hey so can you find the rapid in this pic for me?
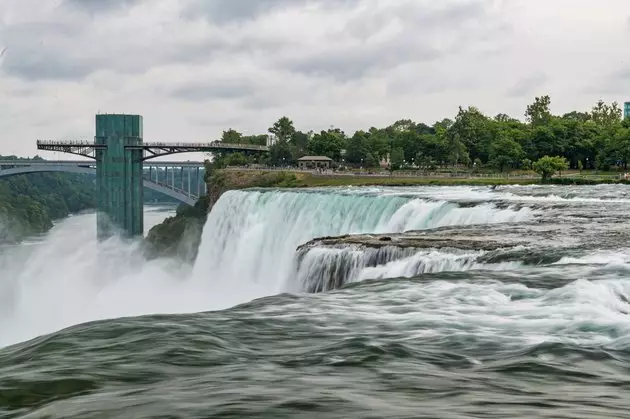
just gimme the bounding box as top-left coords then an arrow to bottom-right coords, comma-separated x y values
1,184 -> 630,418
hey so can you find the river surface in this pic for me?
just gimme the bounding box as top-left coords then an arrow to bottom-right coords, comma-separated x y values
1,186 -> 630,418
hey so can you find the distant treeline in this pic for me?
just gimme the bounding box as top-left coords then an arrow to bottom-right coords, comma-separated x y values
0,156 -> 96,242
0,156 -> 203,243
215,96 -> 630,172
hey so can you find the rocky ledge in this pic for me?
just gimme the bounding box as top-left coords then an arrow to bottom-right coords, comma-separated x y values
298,230 -> 530,253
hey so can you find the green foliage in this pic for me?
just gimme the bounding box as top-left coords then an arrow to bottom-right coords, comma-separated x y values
221,128 -> 243,144
145,195 -> 210,262
308,129 -> 345,160
532,156 -> 569,180
268,116 -> 296,143
210,96 -> 629,176
390,147 -> 404,170
345,131 -> 369,164
525,95 -> 552,125
0,161 -> 96,242
488,136 -> 523,172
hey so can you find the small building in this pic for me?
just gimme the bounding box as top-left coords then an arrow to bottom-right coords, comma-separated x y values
297,155 -> 332,169
625,102 -> 630,120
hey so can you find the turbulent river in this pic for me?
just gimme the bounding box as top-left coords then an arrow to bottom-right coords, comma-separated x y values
2,185 -> 630,418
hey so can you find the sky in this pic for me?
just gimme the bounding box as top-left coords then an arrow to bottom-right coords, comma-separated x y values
1,0 -> 630,160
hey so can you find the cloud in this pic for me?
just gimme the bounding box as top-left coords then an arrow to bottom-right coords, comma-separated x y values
62,0 -> 143,15
278,1 -> 510,81
170,79 -> 253,102
183,0 -> 360,24
506,73 -> 548,97
2,0 -> 630,158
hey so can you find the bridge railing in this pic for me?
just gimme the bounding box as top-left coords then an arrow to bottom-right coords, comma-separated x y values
139,141 -> 269,151
36,139 -> 105,147
38,139 -> 268,151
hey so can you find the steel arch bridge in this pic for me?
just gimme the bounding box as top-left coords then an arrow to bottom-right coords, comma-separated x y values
0,160 -> 206,207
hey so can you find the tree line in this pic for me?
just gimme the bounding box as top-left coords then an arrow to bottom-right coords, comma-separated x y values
215,96 -> 630,173
0,156 -> 96,243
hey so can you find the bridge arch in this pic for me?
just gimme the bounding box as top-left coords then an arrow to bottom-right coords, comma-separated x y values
0,165 -> 197,206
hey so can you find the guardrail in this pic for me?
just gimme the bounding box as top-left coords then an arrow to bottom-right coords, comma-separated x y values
0,160 -> 205,167
142,142 -> 268,151
222,166 -> 624,180
37,139 -> 268,151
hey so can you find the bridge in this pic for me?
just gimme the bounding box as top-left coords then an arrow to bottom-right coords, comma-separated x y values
0,160 -> 206,207
34,114 -> 269,239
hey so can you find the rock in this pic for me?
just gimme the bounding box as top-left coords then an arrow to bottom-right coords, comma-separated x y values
297,230 -> 528,253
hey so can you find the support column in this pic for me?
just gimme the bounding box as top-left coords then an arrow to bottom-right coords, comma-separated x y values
196,167 -> 200,197
95,114 -> 144,239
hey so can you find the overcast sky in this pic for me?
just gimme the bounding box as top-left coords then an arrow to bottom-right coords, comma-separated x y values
1,0 -> 629,159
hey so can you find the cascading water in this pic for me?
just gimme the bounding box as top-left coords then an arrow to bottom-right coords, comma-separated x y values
3,185 -> 630,417
293,245 -> 523,292
4,185 -> 626,348
192,189 -> 534,294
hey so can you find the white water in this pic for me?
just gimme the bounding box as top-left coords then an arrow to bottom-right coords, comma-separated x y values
192,190 -> 533,292
1,186 -> 629,348
293,245 -> 523,292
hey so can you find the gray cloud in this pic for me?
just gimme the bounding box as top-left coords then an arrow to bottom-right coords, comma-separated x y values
170,80 -> 253,102
0,20 -> 92,80
506,73 -> 548,97
285,40 -> 442,81
62,0 -> 143,14
184,0 -> 360,24
2,0 -> 629,158
279,0 -> 509,81
587,67 -> 630,94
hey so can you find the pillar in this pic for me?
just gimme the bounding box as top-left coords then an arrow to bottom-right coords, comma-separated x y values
95,114 -> 144,239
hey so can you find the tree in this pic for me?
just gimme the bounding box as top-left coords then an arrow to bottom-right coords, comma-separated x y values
268,141 -> 293,166
365,153 -> 379,168
525,95 -> 552,126
291,131 -> 310,152
308,129 -> 346,161
345,131 -> 369,164
242,134 -> 268,146
221,129 -> 243,144
532,155 -> 569,180
390,147 -> 404,171
268,117 -> 296,143
447,106 -> 492,164
225,152 -> 248,166
488,136 -> 524,172
591,100 -> 622,128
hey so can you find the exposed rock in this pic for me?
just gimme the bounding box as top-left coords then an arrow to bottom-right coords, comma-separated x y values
298,231 -> 529,253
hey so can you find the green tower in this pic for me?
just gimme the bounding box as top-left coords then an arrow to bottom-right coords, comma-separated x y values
95,114 -> 144,239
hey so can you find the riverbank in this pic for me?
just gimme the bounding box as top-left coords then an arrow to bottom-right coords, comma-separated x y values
143,169 -> 628,261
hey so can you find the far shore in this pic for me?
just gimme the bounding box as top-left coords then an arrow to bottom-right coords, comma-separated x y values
216,169 -> 628,188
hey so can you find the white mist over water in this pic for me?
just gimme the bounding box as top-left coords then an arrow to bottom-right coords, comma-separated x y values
1,185 -> 629,348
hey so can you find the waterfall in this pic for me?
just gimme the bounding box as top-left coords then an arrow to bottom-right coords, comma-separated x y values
192,189 -> 534,294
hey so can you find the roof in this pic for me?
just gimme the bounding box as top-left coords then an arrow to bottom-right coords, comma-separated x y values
297,156 -> 332,161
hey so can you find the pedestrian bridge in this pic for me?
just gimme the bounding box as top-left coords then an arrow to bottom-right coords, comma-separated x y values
0,160 -> 206,206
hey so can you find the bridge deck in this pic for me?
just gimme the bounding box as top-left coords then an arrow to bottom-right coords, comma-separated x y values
0,160 -> 206,168
36,140 -> 268,160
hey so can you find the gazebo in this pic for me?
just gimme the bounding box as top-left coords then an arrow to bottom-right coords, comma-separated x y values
297,156 -> 333,169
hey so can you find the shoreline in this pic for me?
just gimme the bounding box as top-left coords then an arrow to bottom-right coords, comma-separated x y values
221,171 -> 629,188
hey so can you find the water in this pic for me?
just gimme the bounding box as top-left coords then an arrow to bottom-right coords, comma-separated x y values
2,186 -> 630,418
